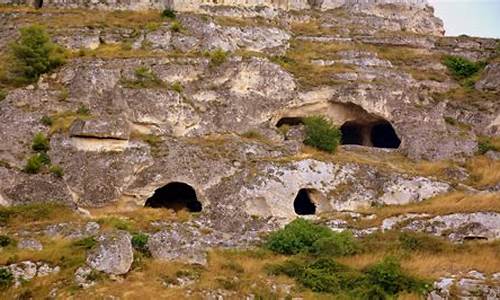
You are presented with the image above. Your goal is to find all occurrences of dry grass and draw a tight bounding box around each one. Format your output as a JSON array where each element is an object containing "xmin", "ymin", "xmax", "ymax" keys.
[
  {"xmin": 355, "ymin": 191, "xmax": 500, "ymax": 228},
  {"xmin": 467, "ymin": 155, "xmax": 500, "ymax": 187},
  {"xmin": 48, "ymin": 110, "xmax": 92, "ymax": 134},
  {"xmin": 1, "ymin": 6, "xmax": 164, "ymax": 30}
]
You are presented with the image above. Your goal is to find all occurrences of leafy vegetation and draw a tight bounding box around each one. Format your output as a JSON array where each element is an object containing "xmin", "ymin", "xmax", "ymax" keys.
[
  {"xmin": 265, "ymin": 219, "xmax": 358, "ymax": 255},
  {"xmin": 49, "ymin": 165, "xmax": 64, "ymax": 178},
  {"xmin": 170, "ymin": 21, "xmax": 182, "ymax": 33},
  {"xmin": 303, "ymin": 116, "xmax": 342, "ymax": 153},
  {"xmin": 0, "ymin": 268, "xmax": 14, "ymax": 290},
  {"xmin": 132, "ymin": 233, "xmax": 150, "ymax": 256},
  {"xmin": 0, "ymin": 89, "xmax": 7, "ymax": 101},
  {"xmin": 6, "ymin": 25, "xmax": 65, "ymax": 84},
  {"xmin": 121, "ymin": 67, "xmax": 166, "ymax": 89},
  {"xmin": 477, "ymin": 137, "xmax": 499, "ymax": 155},
  {"xmin": 0, "ymin": 235, "xmax": 14, "ymax": 247},
  {"xmin": 442, "ymin": 55, "xmax": 485, "ymax": 80}
]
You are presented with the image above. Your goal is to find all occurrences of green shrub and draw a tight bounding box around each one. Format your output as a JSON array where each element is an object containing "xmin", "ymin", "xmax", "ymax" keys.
[
  {"xmin": 8, "ymin": 25, "xmax": 65, "ymax": 84},
  {"xmin": 32, "ymin": 132, "xmax": 49, "ymax": 152},
  {"xmin": 311, "ymin": 231, "xmax": 360, "ymax": 257},
  {"xmin": 364, "ymin": 256, "xmax": 428, "ymax": 295},
  {"xmin": 0, "ymin": 235, "xmax": 14, "ymax": 247},
  {"xmin": 208, "ymin": 49, "xmax": 229, "ymax": 67},
  {"xmin": 0, "ymin": 268, "xmax": 14, "ymax": 290},
  {"xmin": 442, "ymin": 55, "xmax": 485, "ymax": 80},
  {"xmin": 131, "ymin": 233, "xmax": 149, "ymax": 255},
  {"xmin": 76, "ymin": 104, "xmax": 91, "ymax": 116},
  {"xmin": 121, "ymin": 67, "xmax": 164, "ymax": 89},
  {"xmin": 49, "ymin": 165, "xmax": 64, "ymax": 178},
  {"xmin": 0, "ymin": 89, "xmax": 7, "ymax": 101},
  {"xmin": 265, "ymin": 218, "xmax": 334, "ymax": 255},
  {"xmin": 161, "ymin": 8, "xmax": 176, "ymax": 19},
  {"xmin": 303, "ymin": 116, "xmax": 341, "ymax": 153},
  {"xmin": 24, "ymin": 152, "xmax": 50, "ymax": 174}
]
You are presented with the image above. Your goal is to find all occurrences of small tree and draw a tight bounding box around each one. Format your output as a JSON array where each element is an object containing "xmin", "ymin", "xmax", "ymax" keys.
[
  {"xmin": 303, "ymin": 116, "xmax": 342, "ymax": 153},
  {"xmin": 8, "ymin": 25, "xmax": 65, "ymax": 84}
]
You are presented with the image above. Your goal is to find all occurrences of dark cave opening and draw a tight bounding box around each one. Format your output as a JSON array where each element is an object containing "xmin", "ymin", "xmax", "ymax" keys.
[
  {"xmin": 340, "ymin": 122, "xmax": 364, "ymax": 145},
  {"xmin": 370, "ymin": 121, "xmax": 401, "ymax": 149},
  {"xmin": 276, "ymin": 117, "xmax": 304, "ymax": 128},
  {"xmin": 340, "ymin": 120, "xmax": 400, "ymax": 149},
  {"xmin": 34, "ymin": 0, "xmax": 43, "ymax": 9},
  {"xmin": 293, "ymin": 189, "xmax": 316, "ymax": 215},
  {"xmin": 145, "ymin": 182, "xmax": 202, "ymax": 212}
]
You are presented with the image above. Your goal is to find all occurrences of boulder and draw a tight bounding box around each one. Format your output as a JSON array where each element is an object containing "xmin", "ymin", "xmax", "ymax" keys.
[
  {"xmin": 476, "ymin": 63, "xmax": 500, "ymax": 92},
  {"xmin": 17, "ymin": 238, "xmax": 43, "ymax": 251},
  {"xmin": 86, "ymin": 231, "xmax": 133, "ymax": 275}
]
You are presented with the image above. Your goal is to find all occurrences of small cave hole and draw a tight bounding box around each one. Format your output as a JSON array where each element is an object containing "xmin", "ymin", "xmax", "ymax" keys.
[
  {"xmin": 145, "ymin": 182, "xmax": 202, "ymax": 212},
  {"xmin": 340, "ymin": 122, "xmax": 365, "ymax": 145},
  {"xmin": 370, "ymin": 121, "xmax": 401, "ymax": 149},
  {"xmin": 34, "ymin": 0, "xmax": 43, "ymax": 9},
  {"xmin": 293, "ymin": 189, "xmax": 316, "ymax": 215}
]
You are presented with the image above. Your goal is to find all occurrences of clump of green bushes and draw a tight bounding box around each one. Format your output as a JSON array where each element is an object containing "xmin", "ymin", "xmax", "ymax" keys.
[
  {"xmin": 207, "ymin": 49, "xmax": 229, "ymax": 67},
  {"xmin": 0, "ymin": 268, "xmax": 14, "ymax": 290},
  {"xmin": 131, "ymin": 233, "xmax": 150, "ymax": 256},
  {"xmin": 32, "ymin": 132, "xmax": 49, "ymax": 152},
  {"xmin": 442, "ymin": 55, "xmax": 485, "ymax": 80},
  {"xmin": 265, "ymin": 219, "xmax": 359, "ymax": 256},
  {"xmin": 24, "ymin": 132, "xmax": 52, "ymax": 174},
  {"xmin": 161, "ymin": 8, "xmax": 176, "ymax": 19},
  {"xmin": 267, "ymin": 256, "xmax": 429, "ymax": 297},
  {"xmin": 303, "ymin": 116, "xmax": 341, "ymax": 153},
  {"xmin": 0, "ymin": 235, "xmax": 15, "ymax": 247},
  {"xmin": 6, "ymin": 25, "xmax": 65, "ymax": 84}
]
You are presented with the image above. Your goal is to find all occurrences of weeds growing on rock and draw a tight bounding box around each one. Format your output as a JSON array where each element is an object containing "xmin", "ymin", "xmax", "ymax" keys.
[
  {"xmin": 0, "ymin": 268, "xmax": 14, "ymax": 290},
  {"xmin": 207, "ymin": 49, "xmax": 229, "ymax": 67},
  {"xmin": 32, "ymin": 132, "xmax": 50, "ymax": 152},
  {"xmin": 442, "ymin": 55, "xmax": 485, "ymax": 80},
  {"xmin": 24, "ymin": 152, "xmax": 50, "ymax": 174},
  {"xmin": 161, "ymin": 8, "xmax": 176, "ymax": 19},
  {"xmin": 132, "ymin": 233, "xmax": 150, "ymax": 256}
]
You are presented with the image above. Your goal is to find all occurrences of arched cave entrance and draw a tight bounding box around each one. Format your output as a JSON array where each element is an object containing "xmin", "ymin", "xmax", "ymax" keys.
[
  {"xmin": 34, "ymin": 0, "xmax": 43, "ymax": 9},
  {"xmin": 341, "ymin": 120, "xmax": 400, "ymax": 149},
  {"xmin": 145, "ymin": 182, "xmax": 202, "ymax": 212},
  {"xmin": 293, "ymin": 189, "xmax": 316, "ymax": 215},
  {"xmin": 370, "ymin": 121, "xmax": 401, "ymax": 148}
]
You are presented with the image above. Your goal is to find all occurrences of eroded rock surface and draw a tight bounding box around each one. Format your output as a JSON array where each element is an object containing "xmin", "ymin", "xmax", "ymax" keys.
[{"xmin": 86, "ymin": 231, "xmax": 133, "ymax": 275}]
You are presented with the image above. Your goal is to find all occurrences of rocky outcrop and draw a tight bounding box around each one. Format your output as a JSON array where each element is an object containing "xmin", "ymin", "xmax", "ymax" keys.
[
  {"xmin": 476, "ymin": 63, "xmax": 500, "ymax": 92},
  {"xmin": 86, "ymin": 231, "xmax": 133, "ymax": 275},
  {"xmin": 0, "ymin": 261, "xmax": 60, "ymax": 287},
  {"xmin": 429, "ymin": 271, "xmax": 500, "ymax": 300}
]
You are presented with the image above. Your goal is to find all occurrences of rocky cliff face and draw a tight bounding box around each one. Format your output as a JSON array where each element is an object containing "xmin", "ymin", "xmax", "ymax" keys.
[{"xmin": 0, "ymin": 2, "xmax": 499, "ymax": 298}]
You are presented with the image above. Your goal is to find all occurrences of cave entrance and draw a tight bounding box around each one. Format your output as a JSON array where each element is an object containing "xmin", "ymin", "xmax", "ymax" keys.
[
  {"xmin": 340, "ymin": 120, "xmax": 400, "ymax": 149},
  {"xmin": 293, "ymin": 189, "xmax": 316, "ymax": 215},
  {"xmin": 370, "ymin": 121, "xmax": 401, "ymax": 149},
  {"xmin": 34, "ymin": 0, "xmax": 43, "ymax": 9},
  {"xmin": 145, "ymin": 182, "xmax": 202, "ymax": 212}
]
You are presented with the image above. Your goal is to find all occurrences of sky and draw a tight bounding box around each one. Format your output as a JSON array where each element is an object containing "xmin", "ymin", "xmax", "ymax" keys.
[{"xmin": 428, "ymin": 0, "xmax": 500, "ymax": 38}]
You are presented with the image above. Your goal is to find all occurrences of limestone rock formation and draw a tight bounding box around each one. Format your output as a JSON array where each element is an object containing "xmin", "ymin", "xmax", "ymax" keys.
[{"xmin": 86, "ymin": 231, "xmax": 134, "ymax": 275}]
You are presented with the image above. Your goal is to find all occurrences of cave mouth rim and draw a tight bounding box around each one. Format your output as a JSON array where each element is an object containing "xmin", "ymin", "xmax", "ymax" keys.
[
  {"xmin": 293, "ymin": 188, "xmax": 317, "ymax": 216},
  {"xmin": 144, "ymin": 181, "xmax": 202, "ymax": 213},
  {"xmin": 276, "ymin": 116, "xmax": 304, "ymax": 128}
]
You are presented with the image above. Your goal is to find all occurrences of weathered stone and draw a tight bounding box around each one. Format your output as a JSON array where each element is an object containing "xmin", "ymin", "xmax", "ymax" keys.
[
  {"xmin": 74, "ymin": 266, "xmax": 96, "ymax": 289},
  {"xmin": 476, "ymin": 63, "xmax": 500, "ymax": 92},
  {"xmin": 87, "ymin": 231, "xmax": 133, "ymax": 275}
]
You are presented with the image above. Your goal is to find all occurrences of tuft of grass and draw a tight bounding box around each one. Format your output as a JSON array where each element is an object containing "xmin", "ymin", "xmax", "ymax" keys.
[
  {"xmin": 466, "ymin": 156, "xmax": 500, "ymax": 187},
  {"xmin": 71, "ymin": 237, "xmax": 97, "ymax": 251},
  {"xmin": 207, "ymin": 49, "xmax": 229, "ymax": 67},
  {"xmin": 170, "ymin": 21, "xmax": 182, "ymax": 33},
  {"xmin": 0, "ymin": 89, "xmax": 7, "ymax": 101},
  {"xmin": 31, "ymin": 132, "xmax": 50, "ymax": 152},
  {"xmin": 131, "ymin": 233, "xmax": 150, "ymax": 256},
  {"xmin": 477, "ymin": 136, "xmax": 499, "ymax": 155},
  {"xmin": 49, "ymin": 165, "xmax": 64, "ymax": 178},
  {"xmin": 0, "ymin": 203, "xmax": 76, "ymax": 228},
  {"xmin": 170, "ymin": 81, "xmax": 183, "ymax": 93},
  {"xmin": 121, "ymin": 67, "xmax": 166, "ymax": 89},
  {"xmin": 48, "ymin": 108, "xmax": 92, "ymax": 134},
  {"xmin": 40, "ymin": 115, "xmax": 53, "ymax": 126},
  {"xmin": 23, "ymin": 152, "xmax": 50, "ymax": 174}
]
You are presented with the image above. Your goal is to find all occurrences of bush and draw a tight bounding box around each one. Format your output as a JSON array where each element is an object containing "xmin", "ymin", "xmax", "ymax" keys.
[
  {"xmin": 40, "ymin": 115, "xmax": 53, "ymax": 126},
  {"xmin": 303, "ymin": 116, "xmax": 341, "ymax": 153},
  {"xmin": 171, "ymin": 81, "xmax": 183, "ymax": 93},
  {"xmin": 24, "ymin": 152, "xmax": 50, "ymax": 174},
  {"xmin": 0, "ymin": 268, "xmax": 13, "ymax": 290},
  {"xmin": 161, "ymin": 8, "xmax": 176, "ymax": 19},
  {"xmin": 8, "ymin": 25, "xmax": 65, "ymax": 84},
  {"xmin": 477, "ymin": 138, "xmax": 498, "ymax": 155},
  {"xmin": 0, "ymin": 235, "xmax": 14, "ymax": 247},
  {"xmin": 364, "ymin": 256, "xmax": 428, "ymax": 295},
  {"xmin": 32, "ymin": 132, "xmax": 49, "ymax": 152},
  {"xmin": 131, "ymin": 233, "xmax": 149, "ymax": 255},
  {"xmin": 265, "ymin": 219, "xmax": 334, "ymax": 255},
  {"xmin": 398, "ymin": 232, "xmax": 445, "ymax": 253},
  {"xmin": 442, "ymin": 55, "xmax": 485, "ymax": 80},
  {"xmin": 208, "ymin": 49, "xmax": 229, "ymax": 67},
  {"xmin": 311, "ymin": 231, "xmax": 360, "ymax": 257}
]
